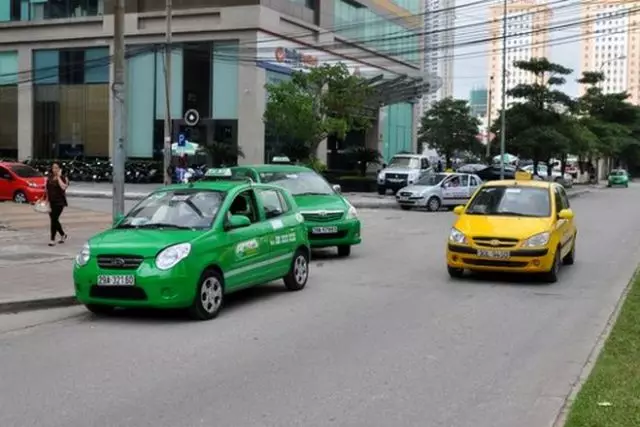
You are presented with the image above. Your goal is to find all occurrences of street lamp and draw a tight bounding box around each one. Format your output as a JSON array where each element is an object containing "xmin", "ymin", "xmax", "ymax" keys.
[{"xmin": 499, "ymin": 0, "xmax": 508, "ymax": 179}]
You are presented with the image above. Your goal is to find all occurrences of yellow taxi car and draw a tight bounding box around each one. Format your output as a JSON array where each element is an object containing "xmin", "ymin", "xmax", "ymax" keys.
[{"xmin": 446, "ymin": 180, "xmax": 576, "ymax": 283}]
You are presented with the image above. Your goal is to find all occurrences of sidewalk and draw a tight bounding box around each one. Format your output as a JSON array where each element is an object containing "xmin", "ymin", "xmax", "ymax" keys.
[{"xmin": 0, "ymin": 201, "xmax": 112, "ymax": 231}]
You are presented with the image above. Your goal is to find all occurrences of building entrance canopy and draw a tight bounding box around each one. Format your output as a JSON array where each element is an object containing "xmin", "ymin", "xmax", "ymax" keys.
[{"xmin": 362, "ymin": 72, "xmax": 443, "ymax": 109}]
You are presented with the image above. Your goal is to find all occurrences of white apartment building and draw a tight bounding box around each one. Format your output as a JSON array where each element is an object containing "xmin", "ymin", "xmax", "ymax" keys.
[
  {"xmin": 581, "ymin": 0, "xmax": 639, "ymax": 101},
  {"xmin": 487, "ymin": 0, "xmax": 551, "ymax": 120},
  {"xmin": 421, "ymin": 0, "xmax": 455, "ymax": 116}
]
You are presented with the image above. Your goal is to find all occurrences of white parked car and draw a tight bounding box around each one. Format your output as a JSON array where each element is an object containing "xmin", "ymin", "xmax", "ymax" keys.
[
  {"xmin": 521, "ymin": 164, "xmax": 573, "ymax": 188},
  {"xmin": 377, "ymin": 154, "xmax": 434, "ymax": 195},
  {"xmin": 395, "ymin": 172, "xmax": 482, "ymax": 211}
]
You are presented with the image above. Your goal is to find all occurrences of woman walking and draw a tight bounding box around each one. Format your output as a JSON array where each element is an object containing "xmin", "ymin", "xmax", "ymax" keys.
[{"xmin": 44, "ymin": 162, "xmax": 69, "ymax": 246}]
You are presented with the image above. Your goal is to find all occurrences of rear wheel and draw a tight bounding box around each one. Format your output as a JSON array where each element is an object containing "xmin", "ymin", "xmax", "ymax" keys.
[
  {"xmin": 85, "ymin": 304, "xmax": 115, "ymax": 316},
  {"xmin": 447, "ymin": 266, "xmax": 464, "ymax": 279},
  {"xmin": 283, "ymin": 250, "xmax": 309, "ymax": 291},
  {"xmin": 563, "ymin": 237, "xmax": 576, "ymax": 265},
  {"xmin": 337, "ymin": 245, "xmax": 351, "ymax": 257},
  {"xmin": 542, "ymin": 248, "xmax": 562, "ymax": 283},
  {"xmin": 426, "ymin": 197, "xmax": 441, "ymax": 212},
  {"xmin": 189, "ymin": 270, "xmax": 224, "ymax": 320},
  {"xmin": 13, "ymin": 191, "xmax": 27, "ymax": 204}
]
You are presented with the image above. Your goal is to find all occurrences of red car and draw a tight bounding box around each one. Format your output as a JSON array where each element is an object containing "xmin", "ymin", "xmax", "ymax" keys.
[{"xmin": 0, "ymin": 162, "xmax": 47, "ymax": 203}]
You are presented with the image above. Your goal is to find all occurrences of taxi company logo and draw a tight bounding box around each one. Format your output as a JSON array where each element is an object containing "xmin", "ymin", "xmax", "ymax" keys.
[
  {"xmin": 318, "ymin": 211, "xmax": 327, "ymax": 217},
  {"xmin": 110, "ymin": 258, "xmax": 126, "ymax": 267},
  {"xmin": 489, "ymin": 239, "xmax": 500, "ymax": 247},
  {"xmin": 274, "ymin": 47, "xmax": 318, "ymax": 68}
]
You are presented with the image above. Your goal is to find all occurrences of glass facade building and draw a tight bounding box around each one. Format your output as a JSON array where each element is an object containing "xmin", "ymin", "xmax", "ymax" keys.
[
  {"xmin": 0, "ymin": 51, "xmax": 18, "ymax": 158},
  {"xmin": 1, "ymin": 0, "xmax": 104, "ymax": 22}
]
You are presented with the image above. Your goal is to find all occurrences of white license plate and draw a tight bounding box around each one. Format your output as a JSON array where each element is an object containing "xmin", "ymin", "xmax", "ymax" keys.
[
  {"xmin": 312, "ymin": 226, "xmax": 338, "ymax": 234},
  {"xmin": 477, "ymin": 250, "xmax": 510, "ymax": 259},
  {"xmin": 388, "ymin": 178, "xmax": 403, "ymax": 182},
  {"xmin": 97, "ymin": 275, "xmax": 135, "ymax": 286}
]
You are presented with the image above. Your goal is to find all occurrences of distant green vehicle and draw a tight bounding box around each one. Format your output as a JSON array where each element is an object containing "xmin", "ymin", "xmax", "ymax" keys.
[
  {"xmin": 203, "ymin": 164, "xmax": 361, "ymax": 257},
  {"xmin": 73, "ymin": 180, "xmax": 310, "ymax": 320},
  {"xmin": 607, "ymin": 169, "xmax": 629, "ymax": 187}
]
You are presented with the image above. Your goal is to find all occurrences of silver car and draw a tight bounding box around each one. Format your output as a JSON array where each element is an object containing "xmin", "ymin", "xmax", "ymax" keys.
[
  {"xmin": 395, "ymin": 172, "xmax": 482, "ymax": 211},
  {"xmin": 377, "ymin": 154, "xmax": 434, "ymax": 195}
]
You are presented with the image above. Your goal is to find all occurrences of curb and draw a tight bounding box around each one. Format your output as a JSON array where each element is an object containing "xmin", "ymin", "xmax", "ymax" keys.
[{"xmin": 0, "ymin": 296, "xmax": 78, "ymax": 315}]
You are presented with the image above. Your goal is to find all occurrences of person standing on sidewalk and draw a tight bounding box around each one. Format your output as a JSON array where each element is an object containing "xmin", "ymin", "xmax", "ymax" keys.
[{"xmin": 44, "ymin": 162, "xmax": 69, "ymax": 246}]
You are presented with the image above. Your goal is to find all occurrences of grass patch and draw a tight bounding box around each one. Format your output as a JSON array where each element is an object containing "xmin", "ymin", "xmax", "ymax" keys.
[{"xmin": 564, "ymin": 271, "xmax": 640, "ymax": 427}]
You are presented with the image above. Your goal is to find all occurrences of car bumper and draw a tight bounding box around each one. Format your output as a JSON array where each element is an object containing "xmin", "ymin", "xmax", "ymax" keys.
[
  {"xmin": 306, "ymin": 218, "xmax": 361, "ymax": 247},
  {"xmin": 609, "ymin": 179, "xmax": 627, "ymax": 185},
  {"xmin": 396, "ymin": 195, "xmax": 429, "ymax": 207},
  {"xmin": 446, "ymin": 243, "xmax": 555, "ymax": 273},
  {"xmin": 23, "ymin": 187, "xmax": 45, "ymax": 202},
  {"xmin": 74, "ymin": 259, "xmax": 196, "ymax": 309}
]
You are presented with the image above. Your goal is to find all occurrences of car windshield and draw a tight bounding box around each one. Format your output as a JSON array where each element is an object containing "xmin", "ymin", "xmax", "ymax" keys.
[
  {"xmin": 9, "ymin": 165, "xmax": 42, "ymax": 178},
  {"xmin": 416, "ymin": 173, "xmax": 448, "ymax": 186},
  {"xmin": 465, "ymin": 186, "xmax": 551, "ymax": 217},
  {"xmin": 388, "ymin": 157, "xmax": 420, "ymax": 169},
  {"xmin": 611, "ymin": 170, "xmax": 626, "ymax": 176},
  {"xmin": 259, "ymin": 171, "xmax": 334, "ymax": 196},
  {"xmin": 117, "ymin": 189, "xmax": 225, "ymax": 230}
]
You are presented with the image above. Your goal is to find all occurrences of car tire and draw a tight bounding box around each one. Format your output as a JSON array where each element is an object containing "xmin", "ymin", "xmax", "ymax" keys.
[
  {"xmin": 377, "ymin": 186, "xmax": 386, "ymax": 195},
  {"xmin": 625, "ymin": 183, "xmax": 629, "ymax": 188},
  {"xmin": 563, "ymin": 238, "xmax": 576, "ymax": 265},
  {"xmin": 337, "ymin": 245, "xmax": 351, "ymax": 257},
  {"xmin": 400, "ymin": 205, "xmax": 411, "ymax": 211},
  {"xmin": 283, "ymin": 249, "xmax": 309, "ymax": 291},
  {"xmin": 447, "ymin": 266, "xmax": 464, "ymax": 279},
  {"xmin": 189, "ymin": 269, "xmax": 224, "ymax": 321},
  {"xmin": 426, "ymin": 196, "xmax": 441, "ymax": 212},
  {"xmin": 542, "ymin": 248, "xmax": 561, "ymax": 283},
  {"xmin": 85, "ymin": 304, "xmax": 115, "ymax": 316},
  {"xmin": 13, "ymin": 191, "xmax": 27, "ymax": 204}
]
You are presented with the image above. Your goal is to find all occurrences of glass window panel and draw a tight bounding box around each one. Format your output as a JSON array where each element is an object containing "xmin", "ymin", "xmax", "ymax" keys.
[
  {"xmin": 34, "ymin": 49, "xmax": 60, "ymax": 84},
  {"xmin": 0, "ymin": 86, "xmax": 18, "ymax": 155},
  {"xmin": 84, "ymin": 47, "xmax": 109, "ymax": 83}
]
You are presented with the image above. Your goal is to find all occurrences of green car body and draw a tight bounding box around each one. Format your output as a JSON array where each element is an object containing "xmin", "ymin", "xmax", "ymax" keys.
[
  {"xmin": 73, "ymin": 180, "xmax": 311, "ymax": 320},
  {"xmin": 204, "ymin": 164, "xmax": 362, "ymax": 256},
  {"xmin": 607, "ymin": 169, "xmax": 629, "ymax": 187}
]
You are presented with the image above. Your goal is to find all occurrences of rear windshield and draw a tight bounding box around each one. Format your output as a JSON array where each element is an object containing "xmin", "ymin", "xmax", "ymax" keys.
[{"xmin": 466, "ymin": 186, "xmax": 551, "ymax": 217}]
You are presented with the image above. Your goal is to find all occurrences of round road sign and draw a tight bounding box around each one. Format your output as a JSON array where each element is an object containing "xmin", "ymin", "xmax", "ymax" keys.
[{"xmin": 184, "ymin": 109, "xmax": 200, "ymax": 126}]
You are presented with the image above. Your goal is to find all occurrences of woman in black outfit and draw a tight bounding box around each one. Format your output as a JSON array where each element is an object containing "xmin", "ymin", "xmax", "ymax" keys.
[{"xmin": 44, "ymin": 162, "xmax": 69, "ymax": 246}]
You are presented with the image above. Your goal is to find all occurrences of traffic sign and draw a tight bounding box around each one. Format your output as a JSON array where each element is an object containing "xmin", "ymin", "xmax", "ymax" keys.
[
  {"xmin": 178, "ymin": 133, "xmax": 186, "ymax": 147},
  {"xmin": 184, "ymin": 109, "xmax": 200, "ymax": 126}
]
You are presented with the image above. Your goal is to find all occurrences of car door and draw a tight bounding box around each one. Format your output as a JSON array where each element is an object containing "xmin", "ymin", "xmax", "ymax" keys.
[
  {"xmin": 221, "ymin": 189, "xmax": 274, "ymax": 290},
  {"xmin": 0, "ymin": 166, "xmax": 13, "ymax": 200},
  {"xmin": 553, "ymin": 186, "xmax": 574, "ymax": 257},
  {"xmin": 467, "ymin": 175, "xmax": 481, "ymax": 201},
  {"xmin": 256, "ymin": 187, "xmax": 299, "ymax": 278}
]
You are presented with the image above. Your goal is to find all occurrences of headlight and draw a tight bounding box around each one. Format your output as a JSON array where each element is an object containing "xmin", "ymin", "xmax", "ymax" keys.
[
  {"xmin": 377, "ymin": 172, "xmax": 385, "ymax": 182},
  {"xmin": 75, "ymin": 243, "xmax": 90, "ymax": 266},
  {"xmin": 156, "ymin": 243, "xmax": 191, "ymax": 270},
  {"xmin": 27, "ymin": 181, "xmax": 37, "ymax": 188},
  {"xmin": 449, "ymin": 228, "xmax": 468, "ymax": 244},
  {"xmin": 522, "ymin": 232, "xmax": 550, "ymax": 248},
  {"xmin": 345, "ymin": 204, "xmax": 358, "ymax": 219}
]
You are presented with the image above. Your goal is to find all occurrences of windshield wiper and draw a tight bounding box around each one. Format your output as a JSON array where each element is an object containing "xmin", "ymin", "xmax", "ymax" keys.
[
  {"xmin": 494, "ymin": 211, "xmax": 539, "ymax": 217},
  {"xmin": 296, "ymin": 192, "xmax": 329, "ymax": 196},
  {"xmin": 135, "ymin": 223, "xmax": 193, "ymax": 229}
]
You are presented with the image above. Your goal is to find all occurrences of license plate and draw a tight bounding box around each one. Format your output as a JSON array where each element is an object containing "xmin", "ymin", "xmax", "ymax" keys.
[
  {"xmin": 97, "ymin": 275, "xmax": 135, "ymax": 286},
  {"xmin": 312, "ymin": 226, "xmax": 338, "ymax": 234},
  {"xmin": 477, "ymin": 250, "xmax": 510, "ymax": 259}
]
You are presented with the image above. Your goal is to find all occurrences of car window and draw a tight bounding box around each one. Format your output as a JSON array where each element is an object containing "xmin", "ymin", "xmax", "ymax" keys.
[
  {"xmin": 9, "ymin": 165, "xmax": 42, "ymax": 178},
  {"xmin": 557, "ymin": 186, "xmax": 570, "ymax": 209},
  {"xmin": 228, "ymin": 190, "xmax": 259, "ymax": 223},
  {"xmin": 470, "ymin": 176, "xmax": 480, "ymax": 186},
  {"xmin": 388, "ymin": 157, "xmax": 420, "ymax": 169},
  {"xmin": 458, "ymin": 174, "xmax": 469, "ymax": 186},
  {"xmin": 420, "ymin": 158, "xmax": 429, "ymax": 169},
  {"xmin": 416, "ymin": 173, "xmax": 447, "ymax": 186},
  {"xmin": 466, "ymin": 186, "xmax": 551, "ymax": 217},
  {"xmin": 259, "ymin": 171, "xmax": 333, "ymax": 196},
  {"xmin": 258, "ymin": 189, "xmax": 286, "ymax": 219},
  {"xmin": 554, "ymin": 187, "xmax": 565, "ymax": 213},
  {"xmin": 118, "ymin": 189, "xmax": 225, "ymax": 229},
  {"xmin": 0, "ymin": 167, "xmax": 10, "ymax": 180}
]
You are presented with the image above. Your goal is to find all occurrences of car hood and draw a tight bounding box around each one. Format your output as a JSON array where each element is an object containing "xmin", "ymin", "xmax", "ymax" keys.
[
  {"xmin": 22, "ymin": 176, "xmax": 46, "ymax": 186},
  {"xmin": 294, "ymin": 194, "xmax": 348, "ymax": 211},
  {"xmin": 88, "ymin": 229, "xmax": 204, "ymax": 257},
  {"xmin": 399, "ymin": 184, "xmax": 437, "ymax": 194},
  {"xmin": 455, "ymin": 215, "xmax": 553, "ymax": 240},
  {"xmin": 380, "ymin": 167, "xmax": 417, "ymax": 175}
]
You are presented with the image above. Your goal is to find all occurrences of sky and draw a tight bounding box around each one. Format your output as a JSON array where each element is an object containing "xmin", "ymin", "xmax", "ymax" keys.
[{"xmin": 452, "ymin": 0, "xmax": 581, "ymax": 100}]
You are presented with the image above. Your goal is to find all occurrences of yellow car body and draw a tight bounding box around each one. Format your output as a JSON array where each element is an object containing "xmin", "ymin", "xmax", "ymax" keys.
[{"xmin": 446, "ymin": 180, "xmax": 577, "ymax": 282}]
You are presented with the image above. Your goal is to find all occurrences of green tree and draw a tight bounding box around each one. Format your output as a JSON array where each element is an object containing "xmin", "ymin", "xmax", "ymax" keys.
[
  {"xmin": 418, "ymin": 97, "xmax": 480, "ymax": 168},
  {"xmin": 263, "ymin": 63, "xmax": 372, "ymax": 161}
]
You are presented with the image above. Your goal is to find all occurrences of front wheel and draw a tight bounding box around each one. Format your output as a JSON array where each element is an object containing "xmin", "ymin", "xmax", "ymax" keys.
[
  {"xmin": 377, "ymin": 186, "xmax": 386, "ymax": 195},
  {"xmin": 563, "ymin": 238, "xmax": 576, "ymax": 265},
  {"xmin": 426, "ymin": 197, "xmax": 441, "ymax": 212},
  {"xmin": 542, "ymin": 248, "xmax": 561, "ymax": 283},
  {"xmin": 85, "ymin": 304, "xmax": 115, "ymax": 316},
  {"xmin": 283, "ymin": 250, "xmax": 309, "ymax": 291},
  {"xmin": 337, "ymin": 245, "xmax": 351, "ymax": 257},
  {"xmin": 189, "ymin": 270, "xmax": 224, "ymax": 320},
  {"xmin": 13, "ymin": 191, "xmax": 27, "ymax": 204}
]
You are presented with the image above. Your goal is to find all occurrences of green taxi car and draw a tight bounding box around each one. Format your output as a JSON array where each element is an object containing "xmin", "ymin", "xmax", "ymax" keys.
[
  {"xmin": 204, "ymin": 165, "xmax": 361, "ymax": 256},
  {"xmin": 73, "ymin": 180, "xmax": 310, "ymax": 320},
  {"xmin": 607, "ymin": 169, "xmax": 629, "ymax": 187}
]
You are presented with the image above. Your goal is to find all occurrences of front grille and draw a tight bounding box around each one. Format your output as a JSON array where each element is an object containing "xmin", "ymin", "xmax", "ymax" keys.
[
  {"xmin": 399, "ymin": 192, "xmax": 413, "ymax": 197},
  {"xmin": 302, "ymin": 212, "xmax": 343, "ymax": 222},
  {"xmin": 90, "ymin": 286, "xmax": 147, "ymax": 300},
  {"xmin": 462, "ymin": 258, "xmax": 528, "ymax": 268},
  {"xmin": 308, "ymin": 230, "xmax": 348, "ymax": 240},
  {"xmin": 386, "ymin": 173, "xmax": 408, "ymax": 179},
  {"xmin": 472, "ymin": 237, "xmax": 519, "ymax": 248},
  {"xmin": 97, "ymin": 255, "xmax": 144, "ymax": 270}
]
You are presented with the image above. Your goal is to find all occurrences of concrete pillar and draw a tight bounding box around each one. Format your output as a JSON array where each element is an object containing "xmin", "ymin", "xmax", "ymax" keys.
[
  {"xmin": 316, "ymin": 138, "xmax": 327, "ymax": 164},
  {"xmin": 17, "ymin": 46, "xmax": 32, "ymax": 160},
  {"xmin": 237, "ymin": 61, "xmax": 266, "ymax": 165},
  {"xmin": 411, "ymin": 102, "xmax": 419, "ymax": 153}
]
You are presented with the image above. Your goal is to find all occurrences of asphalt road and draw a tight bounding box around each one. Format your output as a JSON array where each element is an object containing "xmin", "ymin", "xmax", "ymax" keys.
[{"xmin": 2, "ymin": 186, "xmax": 639, "ymax": 427}]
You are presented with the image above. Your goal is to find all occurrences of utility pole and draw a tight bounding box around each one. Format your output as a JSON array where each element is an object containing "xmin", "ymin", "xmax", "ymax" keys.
[
  {"xmin": 485, "ymin": 75, "xmax": 493, "ymax": 160},
  {"xmin": 163, "ymin": 0, "xmax": 173, "ymax": 185},
  {"xmin": 111, "ymin": 0, "xmax": 126, "ymax": 219},
  {"xmin": 499, "ymin": 0, "xmax": 508, "ymax": 179}
]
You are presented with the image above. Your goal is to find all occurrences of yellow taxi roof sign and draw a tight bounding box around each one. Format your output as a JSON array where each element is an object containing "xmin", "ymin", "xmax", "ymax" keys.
[{"xmin": 515, "ymin": 170, "xmax": 532, "ymax": 180}]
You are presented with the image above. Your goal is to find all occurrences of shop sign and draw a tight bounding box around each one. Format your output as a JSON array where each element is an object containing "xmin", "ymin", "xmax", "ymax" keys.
[{"xmin": 274, "ymin": 47, "xmax": 318, "ymax": 69}]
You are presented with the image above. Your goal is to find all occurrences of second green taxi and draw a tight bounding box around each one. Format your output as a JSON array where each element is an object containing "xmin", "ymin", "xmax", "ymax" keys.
[
  {"xmin": 73, "ymin": 180, "xmax": 310, "ymax": 320},
  {"xmin": 607, "ymin": 169, "xmax": 629, "ymax": 187},
  {"xmin": 204, "ymin": 164, "xmax": 361, "ymax": 257}
]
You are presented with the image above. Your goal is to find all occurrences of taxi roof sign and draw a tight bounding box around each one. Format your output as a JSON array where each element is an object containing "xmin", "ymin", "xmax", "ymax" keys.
[
  {"xmin": 272, "ymin": 156, "xmax": 291, "ymax": 164},
  {"xmin": 205, "ymin": 168, "xmax": 233, "ymax": 177}
]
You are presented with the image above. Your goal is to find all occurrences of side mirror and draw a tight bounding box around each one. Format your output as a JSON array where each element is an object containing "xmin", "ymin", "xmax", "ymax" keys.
[
  {"xmin": 558, "ymin": 209, "xmax": 574, "ymax": 220},
  {"xmin": 332, "ymin": 184, "xmax": 341, "ymax": 193},
  {"xmin": 113, "ymin": 213, "xmax": 125, "ymax": 226},
  {"xmin": 453, "ymin": 205, "xmax": 465, "ymax": 215},
  {"xmin": 226, "ymin": 214, "xmax": 251, "ymax": 230}
]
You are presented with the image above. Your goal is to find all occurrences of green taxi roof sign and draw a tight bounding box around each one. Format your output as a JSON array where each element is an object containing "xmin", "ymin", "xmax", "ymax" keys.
[
  {"xmin": 205, "ymin": 168, "xmax": 232, "ymax": 177},
  {"xmin": 272, "ymin": 156, "xmax": 291, "ymax": 164}
]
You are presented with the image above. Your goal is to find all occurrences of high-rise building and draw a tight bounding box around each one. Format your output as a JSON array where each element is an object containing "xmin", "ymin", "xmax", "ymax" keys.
[
  {"xmin": 469, "ymin": 87, "xmax": 488, "ymax": 117},
  {"xmin": 580, "ymin": 0, "xmax": 639, "ymax": 103},
  {"xmin": 0, "ymin": 0, "xmax": 435, "ymax": 164},
  {"xmin": 421, "ymin": 0, "xmax": 455, "ymax": 115},
  {"xmin": 487, "ymin": 0, "xmax": 551, "ymax": 120}
]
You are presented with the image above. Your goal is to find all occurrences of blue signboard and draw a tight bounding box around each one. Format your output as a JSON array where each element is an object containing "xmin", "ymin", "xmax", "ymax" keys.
[{"xmin": 178, "ymin": 133, "xmax": 186, "ymax": 147}]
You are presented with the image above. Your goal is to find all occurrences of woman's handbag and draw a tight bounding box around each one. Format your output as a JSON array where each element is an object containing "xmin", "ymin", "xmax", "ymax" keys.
[{"xmin": 33, "ymin": 200, "xmax": 50, "ymax": 214}]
